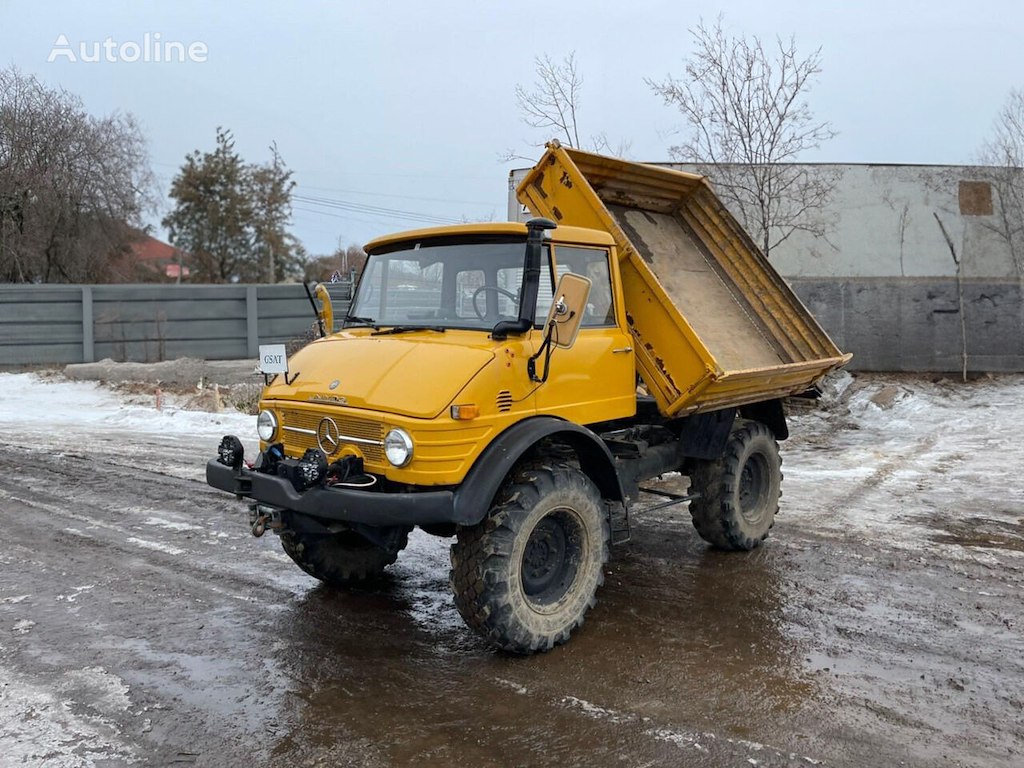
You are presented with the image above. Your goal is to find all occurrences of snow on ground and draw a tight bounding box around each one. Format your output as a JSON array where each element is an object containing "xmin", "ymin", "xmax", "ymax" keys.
[
  {"xmin": 0, "ymin": 662, "xmax": 139, "ymax": 767},
  {"xmin": 783, "ymin": 371, "xmax": 1024, "ymax": 560},
  {"xmin": 0, "ymin": 371, "xmax": 258, "ymax": 485},
  {"xmin": 0, "ymin": 372, "xmax": 257, "ymax": 447}
]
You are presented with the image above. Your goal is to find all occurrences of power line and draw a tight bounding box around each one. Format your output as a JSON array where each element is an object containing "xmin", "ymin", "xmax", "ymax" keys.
[
  {"xmin": 292, "ymin": 194, "xmax": 462, "ymax": 225},
  {"xmin": 291, "ymin": 208, "xmax": 404, "ymax": 232},
  {"xmin": 293, "ymin": 200, "xmax": 456, "ymax": 226},
  {"xmin": 292, "ymin": 204, "xmax": 456, "ymax": 228},
  {"xmin": 296, "ymin": 182, "xmax": 494, "ymax": 208}
]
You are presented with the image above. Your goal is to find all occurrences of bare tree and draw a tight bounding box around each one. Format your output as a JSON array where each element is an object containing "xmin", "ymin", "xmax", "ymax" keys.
[
  {"xmin": 647, "ymin": 17, "xmax": 837, "ymax": 259},
  {"xmin": 977, "ymin": 88, "xmax": 1024, "ymax": 274},
  {"xmin": 517, "ymin": 52, "xmax": 582, "ymax": 149},
  {"xmin": 505, "ymin": 52, "xmax": 630, "ymax": 161},
  {"xmin": 303, "ymin": 243, "xmax": 366, "ymax": 283},
  {"xmin": 0, "ymin": 66, "xmax": 156, "ymax": 282}
]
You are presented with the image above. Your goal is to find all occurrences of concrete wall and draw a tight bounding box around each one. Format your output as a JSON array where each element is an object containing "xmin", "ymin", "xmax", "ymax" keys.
[
  {"xmin": 753, "ymin": 165, "xmax": 1021, "ymax": 279},
  {"xmin": 0, "ymin": 283, "xmax": 351, "ymax": 367},
  {"xmin": 790, "ymin": 277, "xmax": 1021, "ymax": 372},
  {"xmin": 508, "ymin": 163, "xmax": 1024, "ymax": 372}
]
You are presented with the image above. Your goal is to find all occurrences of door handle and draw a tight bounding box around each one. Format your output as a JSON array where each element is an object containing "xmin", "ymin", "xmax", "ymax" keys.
[{"xmin": 612, "ymin": 346, "xmax": 633, "ymax": 354}]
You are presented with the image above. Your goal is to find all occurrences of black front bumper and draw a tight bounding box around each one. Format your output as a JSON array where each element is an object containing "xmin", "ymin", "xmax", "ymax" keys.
[{"xmin": 206, "ymin": 460, "xmax": 456, "ymax": 527}]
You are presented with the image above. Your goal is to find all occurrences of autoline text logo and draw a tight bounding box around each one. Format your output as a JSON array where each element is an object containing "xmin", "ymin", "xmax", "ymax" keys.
[{"xmin": 48, "ymin": 33, "xmax": 209, "ymax": 64}]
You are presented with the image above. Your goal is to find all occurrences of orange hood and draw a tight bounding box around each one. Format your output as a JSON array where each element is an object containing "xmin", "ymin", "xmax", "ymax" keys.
[{"xmin": 264, "ymin": 334, "xmax": 495, "ymax": 419}]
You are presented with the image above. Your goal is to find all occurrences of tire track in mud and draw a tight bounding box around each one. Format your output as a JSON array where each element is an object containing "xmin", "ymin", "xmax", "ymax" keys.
[
  {"xmin": 489, "ymin": 678, "xmax": 830, "ymax": 767},
  {"xmin": 0, "ymin": 444, "xmax": 358, "ymax": 767},
  {"xmin": 822, "ymin": 434, "xmax": 939, "ymax": 517},
  {"xmin": 0, "ymin": 493, "xmax": 295, "ymax": 609},
  {"xmin": 0, "ymin": 444, "xmax": 304, "ymax": 605}
]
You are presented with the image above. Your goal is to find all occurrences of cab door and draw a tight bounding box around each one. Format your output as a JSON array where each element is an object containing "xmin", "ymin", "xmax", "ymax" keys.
[{"xmin": 533, "ymin": 245, "xmax": 636, "ymax": 425}]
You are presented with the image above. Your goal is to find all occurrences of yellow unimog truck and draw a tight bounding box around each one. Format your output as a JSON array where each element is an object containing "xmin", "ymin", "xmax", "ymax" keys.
[{"xmin": 207, "ymin": 142, "xmax": 850, "ymax": 654}]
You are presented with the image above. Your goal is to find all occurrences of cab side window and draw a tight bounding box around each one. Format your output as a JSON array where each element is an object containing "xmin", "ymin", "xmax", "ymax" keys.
[{"xmin": 552, "ymin": 246, "xmax": 615, "ymax": 327}]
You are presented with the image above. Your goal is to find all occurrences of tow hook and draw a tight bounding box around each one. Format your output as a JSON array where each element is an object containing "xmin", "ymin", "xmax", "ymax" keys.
[{"xmin": 249, "ymin": 503, "xmax": 283, "ymax": 537}]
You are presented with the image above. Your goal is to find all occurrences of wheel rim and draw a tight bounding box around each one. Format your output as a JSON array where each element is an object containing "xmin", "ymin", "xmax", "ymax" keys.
[
  {"xmin": 520, "ymin": 508, "xmax": 583, "ymax": 607},
  {"xmin": 738, "ymin": 452, "xmax": 771, "ymax": 524}
]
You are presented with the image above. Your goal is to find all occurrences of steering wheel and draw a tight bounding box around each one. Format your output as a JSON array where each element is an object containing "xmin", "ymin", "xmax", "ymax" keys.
[{"xmin": 471, "ymin": 286, "xmax": 518, "ymax": 320}]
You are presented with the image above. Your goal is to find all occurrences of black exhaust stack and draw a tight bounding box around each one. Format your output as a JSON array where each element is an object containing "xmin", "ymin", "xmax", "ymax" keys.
[{"xmin": 492, "ymin": 217, "xmax": 557, "ymax": 340}]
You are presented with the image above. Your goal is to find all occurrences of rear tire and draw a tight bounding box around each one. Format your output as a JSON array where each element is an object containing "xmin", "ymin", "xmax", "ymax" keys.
[
  {"xmin": 688, "ymin": 419, "xmax": 781, "ymax": 550},
  {"xmin": 450, "ymin": 463, "xmax": 609, "ymax": 654},
  {"xmin": 280, "ymin": 524, "xmax": 410, "ymax": 586}
]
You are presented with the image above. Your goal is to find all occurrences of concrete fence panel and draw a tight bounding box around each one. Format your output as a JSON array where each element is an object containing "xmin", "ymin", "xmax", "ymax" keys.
[
  {"xmin": 0, "ymin": 285, "xmax": 85, "ymax": 365},
  {"xmin": 0, "ymin": 283, "xmax": 352, "ymax": 367},
  {"xmin": 91, "ymin": 284, "xmax": 250, "ymax": 363}
]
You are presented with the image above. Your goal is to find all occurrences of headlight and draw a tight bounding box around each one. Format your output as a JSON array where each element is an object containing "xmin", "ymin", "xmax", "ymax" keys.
[
  {"xmin": 384, "ymin": 428, "xmax": 413, "ymax": 467},
  {"xmin": 257, "ymin": 410, "xmax": 278, "ymax": 442}
]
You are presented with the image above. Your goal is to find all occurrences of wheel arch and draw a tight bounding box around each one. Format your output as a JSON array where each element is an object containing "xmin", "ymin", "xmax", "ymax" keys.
[
  {"xmin": 739, "ymin": 398, "xmax": 789, "ymax": 440},
  {"xmin": 452, "ymin": 416, "xmax": 624, "ymax": 526}
]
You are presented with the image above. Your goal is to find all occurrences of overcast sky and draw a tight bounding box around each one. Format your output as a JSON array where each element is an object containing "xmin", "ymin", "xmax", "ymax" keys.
[{"xmin": 2, "ymin": 0, "xmax": 1022, "ymax": 256}]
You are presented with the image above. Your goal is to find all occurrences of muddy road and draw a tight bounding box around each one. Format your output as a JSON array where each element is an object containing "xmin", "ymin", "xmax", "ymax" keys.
[{"xmin": 1, "ymin": 373, "xmax": 1022, "ymax": 767}]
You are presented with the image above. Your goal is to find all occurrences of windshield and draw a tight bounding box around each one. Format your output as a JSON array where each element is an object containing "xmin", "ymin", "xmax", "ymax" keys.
[{"xmin": 348, "ymin": 239, "xmax": 553, "ymax": 331}]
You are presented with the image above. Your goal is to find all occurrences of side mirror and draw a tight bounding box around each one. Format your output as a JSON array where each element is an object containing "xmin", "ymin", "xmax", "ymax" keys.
[
  {"xmin": 313, "ymin": 283, "xmax": 334, "ymax": 335},
  {"xmin": 543, "ymin": 272, "xmax": 591, "ymax": 349}
]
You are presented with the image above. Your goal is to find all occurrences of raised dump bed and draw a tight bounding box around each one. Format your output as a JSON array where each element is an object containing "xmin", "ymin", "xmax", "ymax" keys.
[{"xmin": 517, "ymin": 142, "xmax": 850, "ymax": 418}]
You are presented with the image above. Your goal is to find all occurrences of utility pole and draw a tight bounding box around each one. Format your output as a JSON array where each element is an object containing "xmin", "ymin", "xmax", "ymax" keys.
[
  {"xmin": 0, "ymin": 194, "xmax": 9, "ymax": 266},
  {"xmin": 268, "ymin": 242, "xmax": 275, "ymax": 284},
  {"xmin": 0, "ymin": 194, "xmax": 12, "ymax": 280}
]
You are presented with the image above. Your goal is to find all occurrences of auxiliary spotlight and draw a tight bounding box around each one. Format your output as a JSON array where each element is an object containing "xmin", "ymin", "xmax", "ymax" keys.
[
  {"xmin": 217, "ymin": 435, "xmax": 245, "ymax": 469},
  {"xmin": 296, "ymin": 448, "xmax": 328, "ymax": 489}
]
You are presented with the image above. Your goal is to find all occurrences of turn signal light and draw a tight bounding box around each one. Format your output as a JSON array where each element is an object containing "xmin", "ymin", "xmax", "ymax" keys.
[{"xmin": 450, "ymin": 404, "xmax": 480, "ymax": 420}]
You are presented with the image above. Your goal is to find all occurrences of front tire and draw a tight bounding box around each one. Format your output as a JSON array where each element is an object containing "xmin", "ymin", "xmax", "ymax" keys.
[
  {"xmin": 688, "ymin": 419, "xmax": 782, "ymax": 550},
  {"xmin": 280, "ymin": 522, "xmax": 410, "ymax": 586},
  {"xmin": 450, "ymin": 463, "xmax": 609, "ymax": 654}
]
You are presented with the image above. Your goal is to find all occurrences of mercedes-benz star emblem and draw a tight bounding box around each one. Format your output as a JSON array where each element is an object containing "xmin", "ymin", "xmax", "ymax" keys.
[{"xmin": 316, "ymin": 417, "xmax": 341, "ymax": 455}]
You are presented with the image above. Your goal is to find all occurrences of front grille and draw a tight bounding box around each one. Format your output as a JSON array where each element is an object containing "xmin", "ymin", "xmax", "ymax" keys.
[
  {"xmin": 280, "ymin": 408, "xmax": 385, "ymax": 464},
  {"xmin": 496, "ymin": 390, "xmax": 513, "ymax": 412}
]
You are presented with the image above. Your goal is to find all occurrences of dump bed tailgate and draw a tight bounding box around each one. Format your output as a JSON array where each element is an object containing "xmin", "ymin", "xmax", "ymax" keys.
[{"xmin": 517, "ymin": 143, "xmax": 850, "ymax": 417}]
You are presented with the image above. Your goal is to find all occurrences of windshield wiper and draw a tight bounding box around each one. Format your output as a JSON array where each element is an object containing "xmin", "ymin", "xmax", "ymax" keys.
[
  {"xmin": 371, "ymin": 325, "xmax": 447, "ymax": 336},
  {"xmin": 343, "ymin": 315, "xmax": 380, "ymax": 329}
]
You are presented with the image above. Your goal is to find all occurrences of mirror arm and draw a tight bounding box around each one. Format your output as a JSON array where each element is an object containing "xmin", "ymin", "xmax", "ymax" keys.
[
  {"xmin": 527, "ymin": 319, "xmax": 557, "ymax": 383},
  {"xmin": 527, "ymin": 308, "xmax": 576, "ymax": 383},
  {"xmin": 303, "ymin": 282, "xmax": 327, "ymax": 337}
]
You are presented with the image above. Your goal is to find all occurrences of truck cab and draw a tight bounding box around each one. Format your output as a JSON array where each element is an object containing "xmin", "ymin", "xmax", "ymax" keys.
[{"xmin": 256, "ymin": 221, "xmax": 636, "ymax": 490}]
